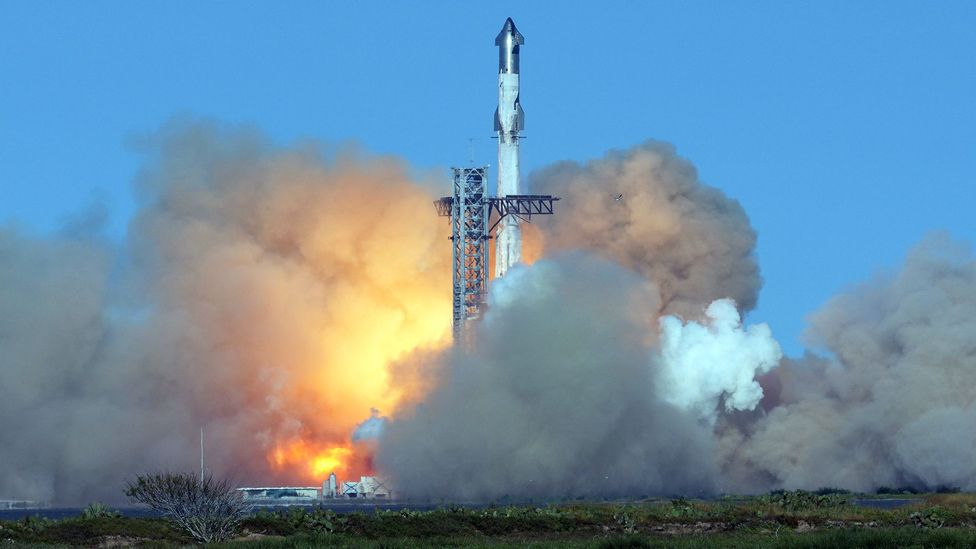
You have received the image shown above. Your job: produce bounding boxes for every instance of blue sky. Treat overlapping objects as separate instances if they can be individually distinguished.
[1,1,974,354]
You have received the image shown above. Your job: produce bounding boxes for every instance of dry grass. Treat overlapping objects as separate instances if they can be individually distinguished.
[924,493,976,508]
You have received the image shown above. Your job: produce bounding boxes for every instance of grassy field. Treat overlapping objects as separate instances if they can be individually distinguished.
[2,491,975,547]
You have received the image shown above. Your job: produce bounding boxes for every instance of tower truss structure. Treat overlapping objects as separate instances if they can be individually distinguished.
[435,167,558,343]
[447,167,490,343]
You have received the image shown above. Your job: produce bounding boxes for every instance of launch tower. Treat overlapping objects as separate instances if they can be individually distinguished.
[445,167,490,339]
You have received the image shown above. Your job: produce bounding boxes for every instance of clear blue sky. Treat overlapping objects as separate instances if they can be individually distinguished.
[2,1,974,355]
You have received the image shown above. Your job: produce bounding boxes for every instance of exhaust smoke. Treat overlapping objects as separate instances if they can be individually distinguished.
[2,121,973,503]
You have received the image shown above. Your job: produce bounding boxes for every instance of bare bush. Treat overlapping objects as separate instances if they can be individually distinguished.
[124,472,249,543]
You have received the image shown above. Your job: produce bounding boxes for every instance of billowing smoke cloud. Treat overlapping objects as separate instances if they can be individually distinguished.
[378,141,976,499]
[0,120,451,504]
[658,299,782,425]
[376,255,718,500]
[723,233,976,493]
[531,141,761,318]
[377,142,774,499]
[4,119,973,504]
[0,228,111,502]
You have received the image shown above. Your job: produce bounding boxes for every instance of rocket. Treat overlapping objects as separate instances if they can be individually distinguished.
[493,17,524,278]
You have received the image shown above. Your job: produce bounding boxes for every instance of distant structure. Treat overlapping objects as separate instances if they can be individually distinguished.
[339,476,391,499]
[237,487,321,504]
[324,472,338,498]
[239,474,390,504]
[0,500,49,510]
[435,17,558,342]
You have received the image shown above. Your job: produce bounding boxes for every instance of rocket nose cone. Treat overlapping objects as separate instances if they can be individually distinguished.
[495,17,524,46]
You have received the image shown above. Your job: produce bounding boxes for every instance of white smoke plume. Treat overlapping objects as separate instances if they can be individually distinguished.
[657,299,782,425]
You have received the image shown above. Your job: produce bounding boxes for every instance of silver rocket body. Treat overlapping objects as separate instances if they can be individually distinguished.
[493,17,524,278]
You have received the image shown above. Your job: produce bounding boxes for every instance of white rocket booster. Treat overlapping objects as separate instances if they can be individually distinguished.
[494,17,524,278]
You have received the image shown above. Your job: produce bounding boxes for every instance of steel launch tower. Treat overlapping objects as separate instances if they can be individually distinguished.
[435,17,558,343]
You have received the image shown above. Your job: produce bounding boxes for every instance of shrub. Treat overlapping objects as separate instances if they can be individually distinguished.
[813,487,851,496]
[124,472,249,543]
[286,507,346,533]
[10,515,53,536]
[80,502,120,519]
[667,498,700,519]
[612,512,637,534]
[761,489,850,511]
[33,517,186,546]
[909,507,948,529]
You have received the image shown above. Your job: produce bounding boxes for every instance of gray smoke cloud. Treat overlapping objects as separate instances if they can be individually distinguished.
[4,120,974,504]
[0,120,453,504]
[377,143,976,499]
[530,141,761,318]
[722,233,976,493]
[376,254,718,500]
[0,227,111,502]
[376,142,773,500]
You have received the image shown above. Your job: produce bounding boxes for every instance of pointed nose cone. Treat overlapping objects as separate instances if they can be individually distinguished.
[496,17,524,74]
[495,17,525,46]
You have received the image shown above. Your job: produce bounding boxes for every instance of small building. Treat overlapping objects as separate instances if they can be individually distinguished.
[323,472,338,498]
[340,476,391,499]
[237,487,320,504]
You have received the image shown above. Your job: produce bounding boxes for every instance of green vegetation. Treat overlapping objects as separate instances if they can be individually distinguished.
[2,491,976,547]
[80,502,120,520]
[124,472,250,542]
[0,515,188,546]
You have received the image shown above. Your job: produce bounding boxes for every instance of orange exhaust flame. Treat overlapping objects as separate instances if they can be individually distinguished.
[205,154,456,485]
[269,440,356,482]
[311,447,353,479]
